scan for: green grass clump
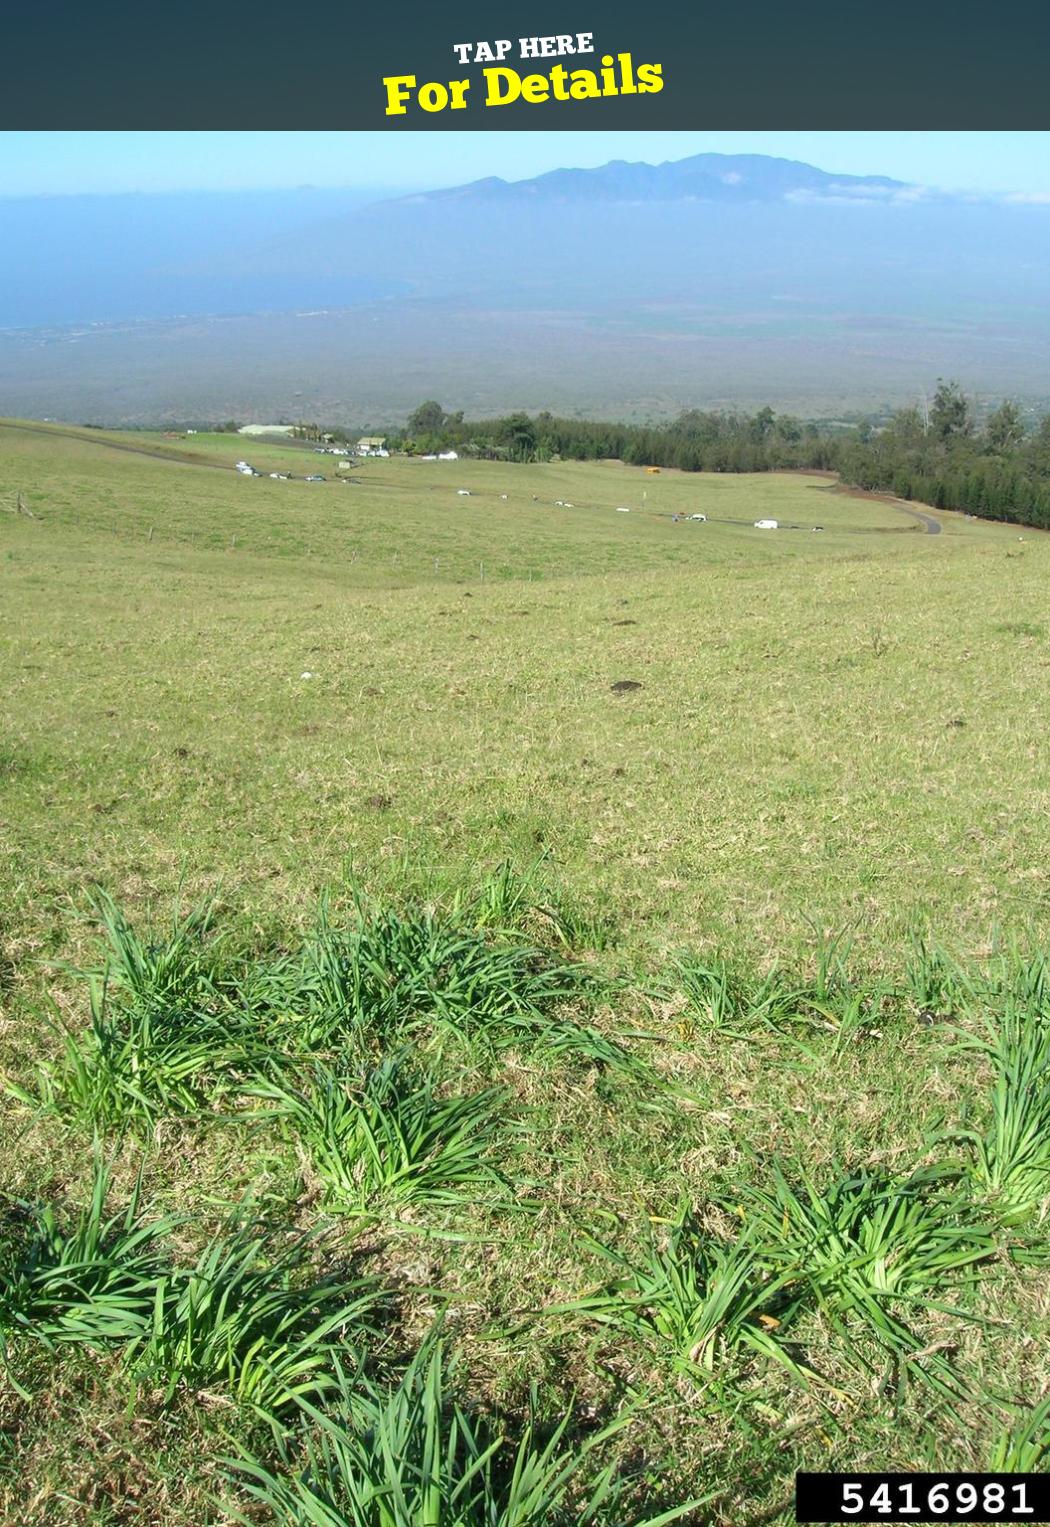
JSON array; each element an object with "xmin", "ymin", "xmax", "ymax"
[
  {"xmin": 745, "ymin": 1165, "xmax": 993, "ymax": 1397},
  {"xmin": 569, "ymin": 1212, "xmax": 803, "ymax": 1381},
  {"xmin": 950, "ymin": 1006, "xmax": 1050, "ymax": 1235},
  {"xmin": 987, "ymin": 1395, "xmax": 1050, "ymax": 1471},
  {"xmin": 670, "ymin": 955, "xmax": 817, "ymax": 1039},
  {"xmin": 566, "ymin": 1166, "xmax": 995, "ymax": 1402},
  {"xmin": 262, "ymin": 891, "xmax": 635, "ymax": 1073},
  {"xmin": 0, "ymin": 1158, "xmax": 172, "ymax": 1364},
  {"xmin": 462, "ymin": 857, "xmax": 619, "ymax": 952},
  {"xmin": 14, "ymin": 968, "xmax": 268, "ymax": 1132},
  {"xmin": 17, "ymin": 979, "xmax": 264, "ymax": 1130},
  {"xmin": 126, "ymin": 1222, "xmax": 382, "ymax": 1418},
  {"xmin": 1, "ymin": 1156, "xmax": 383, "ymax": 1423},
  {"xmin": 7, "ymin": 890, "xmax": 268, "ymax": 1131},
  {"xmin": 7, "ymin": 885, "xmax": 612, "ymax": 1130},
  {"xmin": 668, "ymin": 944, "xmax": 878, "ymax": 1056},
  {"xmin": 302, "ymin": 894, "xmax": 593, "ymax": 1052},
  {"xmin": 86, "ymin": 887, "xmax": 221, "ymax": 1014},
  {"xmin": 257, "ymin": 1056, "xmax": 511, "ymax": 1217},
  {"xmin": 226, "ymin": 1338, "xmax": 703, "ymax": 1527}
]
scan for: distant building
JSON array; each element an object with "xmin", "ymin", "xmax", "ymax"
[
  {"xmin": 357, "ymin": 436, "xmax": 388, "ymax": 456},
  {"xmin": 238, "ymin": 424, "xmax": 296, "ymax": 437}
]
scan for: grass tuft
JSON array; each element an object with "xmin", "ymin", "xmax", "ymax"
[
  {"xmin": 566, "ymin": 1211, "xmax": 805, "ymax": 1382},
  {"xmin": 14, "ymin": 977, "xmax": 267, "ymax": 1131},
  {"xmin": 0, "ymin": 1155, "xmax": 172, "ymax": 1372},
  {"xmin": 125, "ymin": 1220, "xmax": 383, "ymax": 1419},
  {"xmin": 745, "ymin": 1164, "xmax": 993, "ymax": 1396},
  {"xmin": 224, "ymin": 1336, "xmax": 704, "ymax": 1526},
  {"xmin": 256, "ymin": 1055, "xmax": 512, "ymax": 1217},
  {"xmin": 987, "ymin": 1395, "xmax": 1050, "ymax": 1471},
  {"xmin": 949, "ymin": 1005, "xmax": 1050, "ymax": 1233},
  {"xmin": 85, "ymin": 887, "xmax": 221, "ymax": 1013},
  {"xmin": 1, "ymin": 1156, "xmax": 382, "ymax": 1424}
]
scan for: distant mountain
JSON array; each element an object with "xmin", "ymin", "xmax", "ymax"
[
  {"xmin": 2, "ymin": 153, "xmax": 1050, "ymax": 425},
  {"xmin": 397, "ymin": 153, "xmax": 917, "ymax": 207}
]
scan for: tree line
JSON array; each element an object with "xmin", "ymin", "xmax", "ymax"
[{"xmin": 396, "ymin": 386, "xmax": 1050, "ymax": 531}]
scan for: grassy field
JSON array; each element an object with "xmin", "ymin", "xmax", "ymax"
[{"xmin": 2, "ymin": 420, "xmax": 1049, "ymax": 1523}]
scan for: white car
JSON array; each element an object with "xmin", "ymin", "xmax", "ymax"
[
  {"xmin": 457, "ymin": 489, "xmax": 471, "ymax": 496},
  {"xmin": 689, "ymin": 513, "xmax": 707, "ymax": 522}
]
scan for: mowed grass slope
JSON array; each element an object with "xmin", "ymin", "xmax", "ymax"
[
  {"xmin": 2, "ymin": 420, "xmax": 1050, "ymax": 1522},
  {"xmin": 2, "ymin": 420, "xmax": 908, "ymax": 576},
  {"xmin": 1, "ymin": 421, "xmax": 1046, "ymax": 960}
]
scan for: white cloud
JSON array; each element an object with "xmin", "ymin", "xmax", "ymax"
[{"xmin": 785, "ymin": 182, "xmax": 933, "ymax": 206}]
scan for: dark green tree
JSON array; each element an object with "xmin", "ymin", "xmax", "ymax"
[
  {"xmin": 408, "ymin": 400, "xmax": 446, "ymax": 434},
  {"xmin": 498, "ymin": 412, "xmax": 537, "ymax": 459},
  {"xmin": 985, "ymin": 399, "xmax": 1024, "ymax": 453},
  {"xmin": 929, "ymin": 380, "xmax": 972, "ymax": 442}
]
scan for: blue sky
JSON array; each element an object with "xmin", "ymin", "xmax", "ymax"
[{"xmin": 2, "ymin": 132, "xmax": 1049, "ymax": 197}]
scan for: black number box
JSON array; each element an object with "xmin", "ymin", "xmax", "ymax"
[{"xmin": 796, "ymin": 1472, "xmax": 1049, "ymax": 1523}]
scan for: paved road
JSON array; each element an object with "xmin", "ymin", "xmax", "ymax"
[{"xmin": 892, "ymin": 501, "xmax": 942, "ymax": 535}]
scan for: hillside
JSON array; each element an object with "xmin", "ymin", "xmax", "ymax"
[
  {"xmin": 0, "ymin": 415, "xmax": 1040, "ymax": 959},
  {"xmin": 4, "ymin": 421, "xmax": 1050, "ymax": 1518}
]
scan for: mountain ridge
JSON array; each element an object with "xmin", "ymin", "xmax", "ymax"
[{"xmin": 392, "ymin": 152, "xmax": 917, "ymax": 207}]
